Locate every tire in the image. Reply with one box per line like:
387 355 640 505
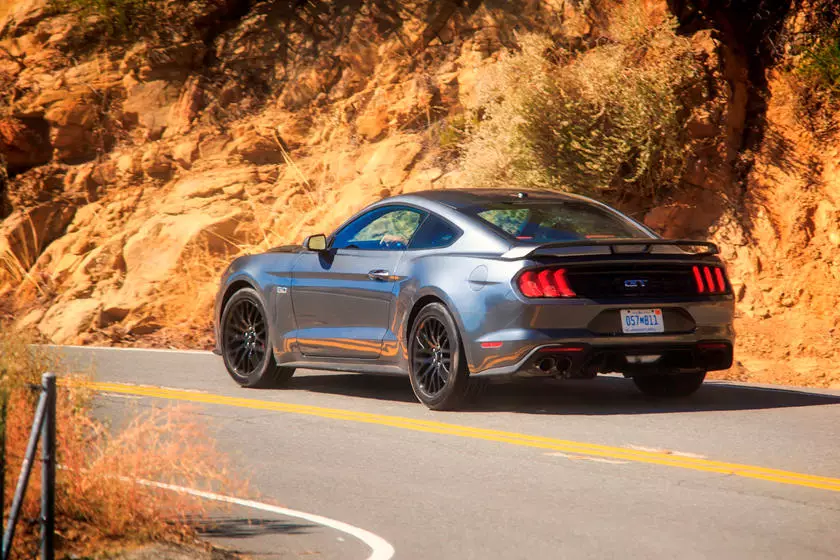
632 371 706 398
220 288 294 388
408 302 471 410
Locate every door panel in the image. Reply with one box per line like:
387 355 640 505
291 249 402 359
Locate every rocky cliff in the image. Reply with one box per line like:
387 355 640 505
0 0 838 387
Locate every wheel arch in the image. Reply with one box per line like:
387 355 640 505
406 294 446 342
403 289 474 370
220 278 259 319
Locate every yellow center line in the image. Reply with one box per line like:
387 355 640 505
79 380 840 493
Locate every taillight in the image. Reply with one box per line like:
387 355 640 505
692 265 729 294
517 268 576 298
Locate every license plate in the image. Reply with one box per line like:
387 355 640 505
620 309 664 334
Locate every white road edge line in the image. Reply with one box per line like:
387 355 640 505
137 479 395 560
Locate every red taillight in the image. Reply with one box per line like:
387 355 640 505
692 266 705 293
553 269 575 297
517 268 577 298
480 341 504 349
693 265 729 294
714 267 726 292
703 267 715 292
519 271 542 297
537 269 558 297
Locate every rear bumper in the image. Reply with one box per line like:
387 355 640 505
470 328 734 378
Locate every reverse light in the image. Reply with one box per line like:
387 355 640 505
692 265 729 294
517 268 576 298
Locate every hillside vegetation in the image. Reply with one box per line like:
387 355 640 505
0 0 839 387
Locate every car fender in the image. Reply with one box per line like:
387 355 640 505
401 275 482 372
215 256 283 348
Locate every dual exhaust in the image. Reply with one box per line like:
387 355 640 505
535 356 573 377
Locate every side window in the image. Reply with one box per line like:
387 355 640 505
409 214 461 249
331 206 425 250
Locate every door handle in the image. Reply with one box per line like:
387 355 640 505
368 269 391 281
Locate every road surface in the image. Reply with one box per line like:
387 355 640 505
53 346 840 559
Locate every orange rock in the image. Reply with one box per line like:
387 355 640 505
43 94 100 162
122 80 181 140
38 298 102 344
0 0 48 37
230 130 284 165
0 116 51 173
165 76 204 138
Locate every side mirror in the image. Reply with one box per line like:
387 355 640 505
303 234 328 252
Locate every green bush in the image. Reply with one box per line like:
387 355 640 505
459 4 704 202
438 114 471 155
798 32 840 97
49 0 158 39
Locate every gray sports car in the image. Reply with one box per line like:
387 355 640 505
214 189 734 410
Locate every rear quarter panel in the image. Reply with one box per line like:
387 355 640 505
393 250 525 373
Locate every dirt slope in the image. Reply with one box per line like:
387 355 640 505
0 0 838 387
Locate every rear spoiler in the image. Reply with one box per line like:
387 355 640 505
501 239 720 260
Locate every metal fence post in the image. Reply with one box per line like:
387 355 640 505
1 386 47 560
0 393 6 548
40 374 55 560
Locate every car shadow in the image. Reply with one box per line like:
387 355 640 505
191 515 314 539
287 373 840 415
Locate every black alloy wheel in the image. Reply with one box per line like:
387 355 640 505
221 288 294 388
413 316 452 396
408 302 470 410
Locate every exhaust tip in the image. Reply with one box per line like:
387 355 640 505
554 357 573 377
536 357 556 373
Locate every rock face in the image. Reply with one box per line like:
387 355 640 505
0 0 838 386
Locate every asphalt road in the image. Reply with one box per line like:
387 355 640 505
52 346 840 559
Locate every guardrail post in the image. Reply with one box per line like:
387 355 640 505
41 373 55 560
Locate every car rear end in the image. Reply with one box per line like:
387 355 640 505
481 247 734 380
451 194 734 383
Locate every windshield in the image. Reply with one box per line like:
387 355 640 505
462 200 650 243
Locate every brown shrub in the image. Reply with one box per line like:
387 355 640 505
0 331 244 557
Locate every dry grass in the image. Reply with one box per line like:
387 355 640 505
460 1 704 203
0 214 50 300
150 241 232 348
0 331 245 558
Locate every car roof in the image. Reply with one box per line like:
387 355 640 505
401 188 590 209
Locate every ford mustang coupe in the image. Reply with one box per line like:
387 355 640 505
214 189 734 410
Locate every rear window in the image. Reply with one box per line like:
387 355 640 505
462 201 650 242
